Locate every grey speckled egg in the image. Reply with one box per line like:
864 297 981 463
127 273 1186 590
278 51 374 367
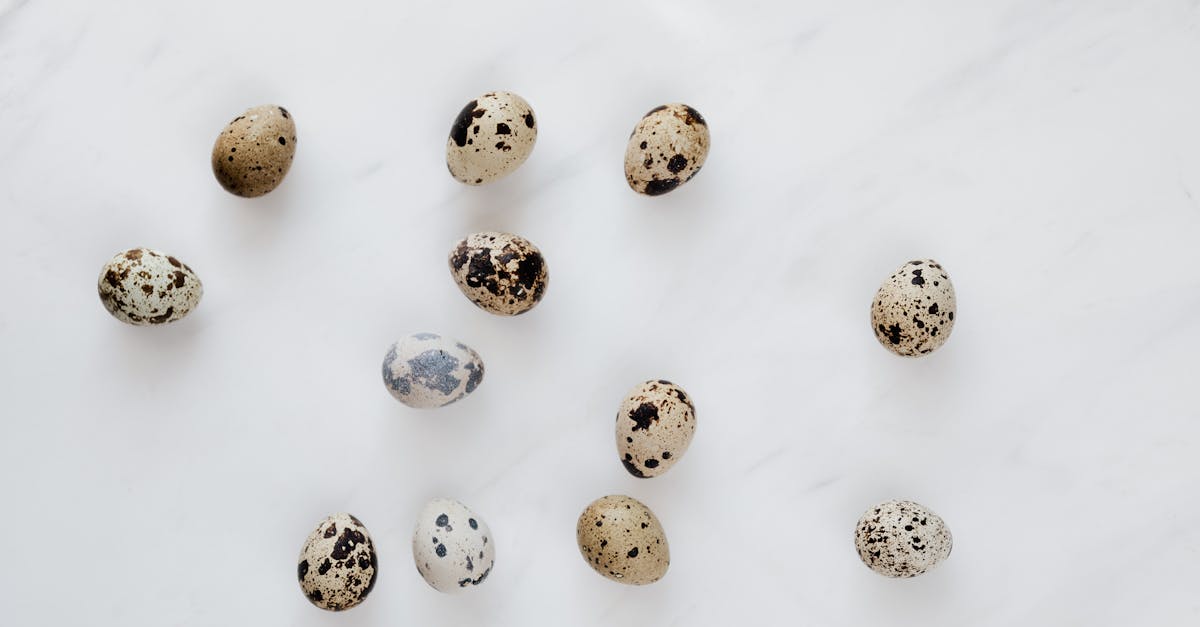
624 103 709 196
576 495 669 585
446 91 536 185
412 498 495 593
211 104 297 197
297 513 378 611
855 500 952 578
871 259 956 357
615 380 695 478
448 232 548 316
381 333 485 409
97 248 202 325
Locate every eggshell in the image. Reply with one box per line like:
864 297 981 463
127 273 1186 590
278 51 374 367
446 91 536 185
381 333 485 409
615 380 696 478
411 498 495 593
297 513 378 611
855 500 952 578
871 259 957 356
97 247 202 325
624 103 710 196
448 231 548 316
211 104 297 197
576 495 669 585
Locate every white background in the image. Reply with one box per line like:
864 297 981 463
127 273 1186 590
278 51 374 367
1 0 1199 625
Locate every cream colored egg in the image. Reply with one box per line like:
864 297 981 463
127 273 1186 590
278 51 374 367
446 91 536 185
381 333 485 409
870 259 957 357
411 498 495 593
615 380 696 478
855 500 952 578
447 231 548 315
297 513 378 611
97 247 202 325
624 103 709 196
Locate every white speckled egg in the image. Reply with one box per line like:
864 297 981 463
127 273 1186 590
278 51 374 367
412 498 495 593
615 380 695 478
855 500 952 578
871 259 957 357
624 103 709 196
577 495 670 585
448 232 548 316
97 248 202 325
211 104 297 197
297 513 378 611
381 333 485 409
446 91 536 185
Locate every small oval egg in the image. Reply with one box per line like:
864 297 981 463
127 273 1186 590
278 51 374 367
381 333 485 409
870 259 957 357
624 103 710 196
448 231 549 316
446 91 537 185
615 380 696 478
576 495 669 585
211 104 297 197
411 498 495 593
297 513 378 611
855 500 952 578
97 247 202 325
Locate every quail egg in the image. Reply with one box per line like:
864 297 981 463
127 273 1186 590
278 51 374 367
854 499 952 578
871 259 957 356
448 231 548 315
297 513 378 611
616 380 696 478
211 104 296 197
576 495 669 585
97 247 202 325
446 91 536 185
382 333 485 409
412 498 495 593
624 103 709 196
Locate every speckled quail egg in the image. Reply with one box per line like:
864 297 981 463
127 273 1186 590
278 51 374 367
616 380 695 478
97 247 202 325
446 91 536 185
211 104 296 197
855 500 952 578
448 231 548 316
576 495 669 585
412 498 495 593
297 513 378 611
381 333 485 409
871 259 957 357
624 103 709 196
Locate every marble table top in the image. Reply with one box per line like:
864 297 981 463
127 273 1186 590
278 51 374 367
1 0 1198 625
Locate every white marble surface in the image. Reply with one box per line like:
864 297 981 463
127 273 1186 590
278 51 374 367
1 0 1199 624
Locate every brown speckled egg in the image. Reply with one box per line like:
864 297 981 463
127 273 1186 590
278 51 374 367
855 500 952 578
624 103 709 196
576 495 669 585
871 259 956 357
97 247 202 325
447 232 548 316
446 91 536 185
297 513 378 611
616 380 695 478
211 104 296 197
